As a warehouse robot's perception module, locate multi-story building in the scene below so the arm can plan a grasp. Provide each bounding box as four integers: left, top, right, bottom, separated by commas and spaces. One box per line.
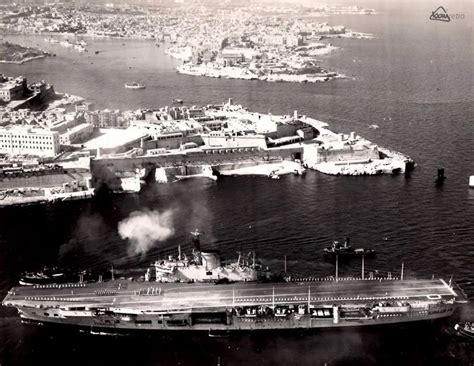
0, 126, 60, 157
75, 102, 95, 112
59, 123, 94, 146
84, 111, 99, 126
98, 109, 119, 128
0, 76, 27, 103
203, 131, 267, 150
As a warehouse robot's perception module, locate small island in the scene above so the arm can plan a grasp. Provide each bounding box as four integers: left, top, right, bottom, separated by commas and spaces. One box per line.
0, 41, 50, 64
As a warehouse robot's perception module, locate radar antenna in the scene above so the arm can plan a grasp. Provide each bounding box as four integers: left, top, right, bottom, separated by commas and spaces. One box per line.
190, 229, 202, 237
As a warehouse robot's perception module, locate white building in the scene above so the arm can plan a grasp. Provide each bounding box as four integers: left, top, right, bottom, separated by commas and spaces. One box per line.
0, 127, 60, 157
82, 127, 148, 156
203, 131, 267, 150
59, 123, 94, 146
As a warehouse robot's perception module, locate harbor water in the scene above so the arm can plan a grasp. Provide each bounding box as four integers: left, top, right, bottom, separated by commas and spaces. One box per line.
0, 3, 473, 365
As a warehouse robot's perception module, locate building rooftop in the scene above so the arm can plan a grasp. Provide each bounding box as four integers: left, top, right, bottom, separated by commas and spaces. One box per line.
0, 126, 58, 136
82, 128, 148, 150
60, 123, 93, 138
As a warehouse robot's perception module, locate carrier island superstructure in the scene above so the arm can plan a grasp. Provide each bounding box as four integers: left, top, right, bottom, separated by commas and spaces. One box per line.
2, 233, 464, 333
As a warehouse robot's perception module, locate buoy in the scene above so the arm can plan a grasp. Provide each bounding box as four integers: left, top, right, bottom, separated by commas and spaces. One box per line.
435, 168, 446, 185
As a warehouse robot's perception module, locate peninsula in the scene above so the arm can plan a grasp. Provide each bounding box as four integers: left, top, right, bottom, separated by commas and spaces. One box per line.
0, 41, 49, 64
0, 2, 374, 83
0, 74, 414, 207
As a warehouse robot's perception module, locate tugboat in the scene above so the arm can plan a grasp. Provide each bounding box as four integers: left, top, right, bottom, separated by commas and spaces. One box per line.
19, 266, 69, 286
454, 322, 474, 338
124, 82, 146, 90
19, 267, 98, 286
323, 238, 376, 258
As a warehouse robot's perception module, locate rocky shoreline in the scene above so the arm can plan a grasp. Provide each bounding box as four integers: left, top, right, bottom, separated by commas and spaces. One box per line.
176, 63, 345, 83
0, 41, 50, 64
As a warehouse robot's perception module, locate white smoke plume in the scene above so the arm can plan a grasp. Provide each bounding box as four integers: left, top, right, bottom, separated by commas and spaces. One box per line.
118, 209, 175, 256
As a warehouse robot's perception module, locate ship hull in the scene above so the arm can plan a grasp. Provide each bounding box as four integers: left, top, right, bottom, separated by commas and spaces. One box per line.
15, 304, 455, 332
3, 278, 460, 332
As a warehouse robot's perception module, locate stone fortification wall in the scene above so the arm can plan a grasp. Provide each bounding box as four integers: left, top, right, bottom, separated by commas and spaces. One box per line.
93, 147, 302, 171
316, 146, 379, 163
91, 147, 303, 189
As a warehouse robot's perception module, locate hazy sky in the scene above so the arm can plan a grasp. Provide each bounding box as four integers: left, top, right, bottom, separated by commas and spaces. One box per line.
0, 0, 472, 13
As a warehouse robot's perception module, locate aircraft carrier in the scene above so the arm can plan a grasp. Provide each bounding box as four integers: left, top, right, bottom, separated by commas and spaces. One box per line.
1, 233, 464, 333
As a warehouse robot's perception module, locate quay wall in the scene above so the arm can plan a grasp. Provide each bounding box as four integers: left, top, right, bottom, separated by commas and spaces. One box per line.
92, 147, 303, 171
91, 147, 303, 188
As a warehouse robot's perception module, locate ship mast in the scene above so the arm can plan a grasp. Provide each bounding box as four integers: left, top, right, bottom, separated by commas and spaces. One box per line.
362, 255, 365, 280
190, 229, 202, 264
190, 229, 201, 251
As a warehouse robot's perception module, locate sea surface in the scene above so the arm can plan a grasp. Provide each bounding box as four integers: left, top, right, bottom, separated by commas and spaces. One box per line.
0, 2, 473, 365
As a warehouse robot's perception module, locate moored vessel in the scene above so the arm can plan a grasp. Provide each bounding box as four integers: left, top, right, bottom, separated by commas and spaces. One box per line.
324, 238, 376, 258
19, 266, 68, 286
124, 82, 146, 89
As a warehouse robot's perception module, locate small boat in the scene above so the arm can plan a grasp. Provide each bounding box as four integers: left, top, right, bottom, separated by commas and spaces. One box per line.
269, 170, 280, 180
125, 82, 146, 90
323, 238, 376, 258
19, 267, 103, 286
454, 322, 474, 338
172, 99, 184, 104
19, 266, 68, 286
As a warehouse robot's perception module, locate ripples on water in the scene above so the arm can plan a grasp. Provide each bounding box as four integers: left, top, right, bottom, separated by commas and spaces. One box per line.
0, 5, 473, 366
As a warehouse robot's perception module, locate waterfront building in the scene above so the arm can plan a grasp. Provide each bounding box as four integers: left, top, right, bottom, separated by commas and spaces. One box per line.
218, 50, 245, 66
314, 133, 380, 164
0, 126, 60, 157
0, 75, 27, 103
203, 131, 267, 150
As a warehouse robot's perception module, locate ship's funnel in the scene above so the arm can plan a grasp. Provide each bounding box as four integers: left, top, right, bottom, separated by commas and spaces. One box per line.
201, 251, 221, 270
